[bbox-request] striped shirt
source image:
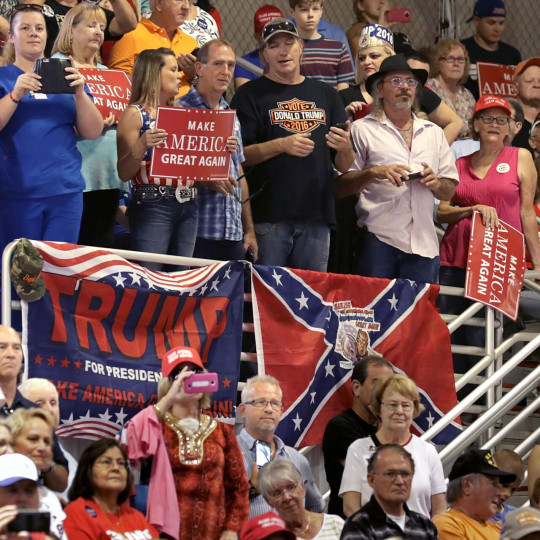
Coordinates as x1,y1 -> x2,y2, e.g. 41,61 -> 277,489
236,428 -> 325,519
301,36 -> 355,89
177,87 -> 245,241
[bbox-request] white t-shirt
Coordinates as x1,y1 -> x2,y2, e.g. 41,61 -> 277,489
339,434 -> 446,518
313,513 -> 345,539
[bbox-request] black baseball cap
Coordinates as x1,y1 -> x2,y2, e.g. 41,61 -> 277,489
448,449 -> 517,483
262,18 -> 299,43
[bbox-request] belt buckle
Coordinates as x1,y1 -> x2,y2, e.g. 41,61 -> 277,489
175,187 -> 192,203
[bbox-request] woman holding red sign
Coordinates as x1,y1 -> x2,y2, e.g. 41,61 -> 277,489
437,95 -> 540,399
116,47 -> 199,269
52,2 -> 122,248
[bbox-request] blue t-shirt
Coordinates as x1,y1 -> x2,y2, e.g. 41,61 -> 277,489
233,49 -> 262,81
0,63 -> 86,198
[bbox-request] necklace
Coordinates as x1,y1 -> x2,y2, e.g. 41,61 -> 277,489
93,497 -> 123,528
396,124 -> 413,132
300,511 -> 311,535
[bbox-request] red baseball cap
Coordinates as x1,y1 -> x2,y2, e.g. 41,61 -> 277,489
473,94 -> 511,116
161,346 -> 204,377
513,57 -> 540,81
254,4 -> 284,36
240,512 -> 295,540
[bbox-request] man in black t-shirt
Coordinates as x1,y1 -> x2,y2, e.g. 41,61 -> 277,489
322,356 -> 393,517
230,18 -> 354,272
461,0 -> 521,100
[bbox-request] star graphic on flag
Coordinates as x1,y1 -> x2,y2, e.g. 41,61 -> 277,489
324,361 -> 335,377
222,377 -> 231,388
129,273 -> 142,286
426,411 -> 435,428
60,413 -> 74,426
293,413 -> 302,431
47,355 -> 57,367
74,359 -> 83,369
224,267 -> 231,280
115,408 -> 128,425
99,410 -> 112,422
199,283 -> 208,295
210,278 -> 220,292
310,392 -> 316,404
61,357 -> 70,368
296,292 -> 309,310
406,279 -> 416,287
272,269 -> 283,286
34,354 -> 43,365
388,293 -> 398,310
113,273 -> 127,287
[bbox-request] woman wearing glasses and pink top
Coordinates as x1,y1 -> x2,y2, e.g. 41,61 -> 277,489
123,346 -> 249,540
0,4 -> 102,256
64,438 -> 159,539
339,374 -> 446,519
427,40 -> 475,139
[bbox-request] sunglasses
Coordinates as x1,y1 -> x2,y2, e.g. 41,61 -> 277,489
9,3 -> 44,20
262,20 -> 297,42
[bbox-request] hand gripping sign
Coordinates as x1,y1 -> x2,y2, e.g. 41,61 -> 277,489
465,211 -> 525,320
150,107 -> 235,182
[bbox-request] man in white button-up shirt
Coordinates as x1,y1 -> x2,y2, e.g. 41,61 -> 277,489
336,54 -> 459,284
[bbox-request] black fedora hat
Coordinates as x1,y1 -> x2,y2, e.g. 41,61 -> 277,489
365,53 -> 428,94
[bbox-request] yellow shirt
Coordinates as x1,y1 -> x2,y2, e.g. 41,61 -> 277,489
433,508 -> 500,540
109,17 -> 198,97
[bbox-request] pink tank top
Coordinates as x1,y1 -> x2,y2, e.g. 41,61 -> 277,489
440,146 -> 522,269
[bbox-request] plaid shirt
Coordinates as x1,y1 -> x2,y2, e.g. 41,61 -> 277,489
341,496 -> 439,540
177,87 -> 245,241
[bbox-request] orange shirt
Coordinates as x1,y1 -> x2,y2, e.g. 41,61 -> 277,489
109,17 -> 198,97
433,508 -> 500,540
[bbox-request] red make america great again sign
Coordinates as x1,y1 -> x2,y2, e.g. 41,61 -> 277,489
465,212 -> 525,320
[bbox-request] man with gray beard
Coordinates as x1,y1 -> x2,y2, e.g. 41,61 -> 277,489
335,54 -> 458,283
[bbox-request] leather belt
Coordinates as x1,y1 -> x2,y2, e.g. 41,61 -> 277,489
132,184 -> 197,203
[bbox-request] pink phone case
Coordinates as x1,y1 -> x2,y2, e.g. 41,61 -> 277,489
184,372 -> 218,393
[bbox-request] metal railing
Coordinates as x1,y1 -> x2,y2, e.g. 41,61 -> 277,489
2,240 -> 539,489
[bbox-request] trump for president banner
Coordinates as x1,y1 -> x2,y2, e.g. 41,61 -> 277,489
251,265 -> 461,447
22,242 -> 245,439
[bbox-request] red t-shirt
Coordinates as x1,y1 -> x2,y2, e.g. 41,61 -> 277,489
64,497 -> 159,539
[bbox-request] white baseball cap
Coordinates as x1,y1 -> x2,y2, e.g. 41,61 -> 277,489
0,453 -> 39,487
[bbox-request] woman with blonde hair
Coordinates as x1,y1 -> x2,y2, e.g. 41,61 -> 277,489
7,408 -> 67,539
52,2 -> 123,248
428,39 -> 475,139
116,47 -> 200,269
339,374 -> 446,519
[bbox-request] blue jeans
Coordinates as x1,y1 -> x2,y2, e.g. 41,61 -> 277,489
355,230 -> 439,284
255,220 -> 330,271
128,192 -> 198,271
0,192 -> 82,255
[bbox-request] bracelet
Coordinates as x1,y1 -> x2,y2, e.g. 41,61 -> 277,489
9,91 -> 20,104
42,461 -> 56,475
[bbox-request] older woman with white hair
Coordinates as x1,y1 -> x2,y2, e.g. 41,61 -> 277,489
258,459 -> 344,539
340,374 -> 446,519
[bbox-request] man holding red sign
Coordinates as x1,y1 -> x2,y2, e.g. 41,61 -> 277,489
177,39 -> 258,262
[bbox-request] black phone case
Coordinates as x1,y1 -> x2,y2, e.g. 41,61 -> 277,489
34,58 -> 75,94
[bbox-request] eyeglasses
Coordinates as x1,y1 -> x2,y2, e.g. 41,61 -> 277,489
269,484 -> 300,500
243,399 -> 283,410
262,20 -> 298,43
372,470 -> 413,481
478,115 -> 510,125
384,77 -> 419,89
10,4 -> 43,16
440,55 -> 466,64
94,458 -> 129,469
380,401 -> 414,412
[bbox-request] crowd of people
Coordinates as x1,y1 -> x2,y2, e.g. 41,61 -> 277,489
0,330 -> 539,539
0,0 -> 539,537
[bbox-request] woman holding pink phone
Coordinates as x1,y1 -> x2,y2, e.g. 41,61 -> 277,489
123,346 -> 249,540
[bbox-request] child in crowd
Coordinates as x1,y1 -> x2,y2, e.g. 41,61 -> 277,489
290,0 -> 354,90
490,449 -> 525,524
